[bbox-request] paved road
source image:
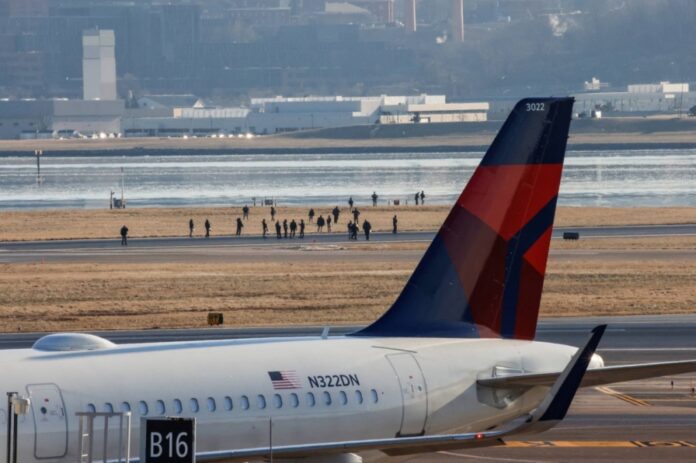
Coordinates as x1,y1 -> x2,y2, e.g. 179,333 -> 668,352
3,224 -> 696,264
3,223 -> 696,251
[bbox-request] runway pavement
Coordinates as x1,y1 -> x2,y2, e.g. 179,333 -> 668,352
2,223 -> 696,264
2,225 -> 695,461
1,315 -> 694,462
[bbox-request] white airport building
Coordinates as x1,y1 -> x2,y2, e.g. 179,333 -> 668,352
120,94 -> 489,137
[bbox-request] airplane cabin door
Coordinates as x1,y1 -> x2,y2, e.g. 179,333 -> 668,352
26,383 -> 68,459
386,353 -> 428,436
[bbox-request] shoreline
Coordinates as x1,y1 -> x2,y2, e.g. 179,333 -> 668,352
2,130 -> 696,157
2,142 -> 696,157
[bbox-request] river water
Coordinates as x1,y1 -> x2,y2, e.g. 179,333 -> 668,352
1,149 -> 695,209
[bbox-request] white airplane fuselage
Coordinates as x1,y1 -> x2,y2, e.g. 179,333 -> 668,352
0,335 -> 596,462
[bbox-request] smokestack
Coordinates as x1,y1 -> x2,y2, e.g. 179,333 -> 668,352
405,0 -> 416,33
452,0 -> 464,42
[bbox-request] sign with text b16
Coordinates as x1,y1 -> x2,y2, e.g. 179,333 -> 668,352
140,417 -> 196,463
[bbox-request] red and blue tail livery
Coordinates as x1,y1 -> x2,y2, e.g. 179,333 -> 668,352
354,97 -> 574,340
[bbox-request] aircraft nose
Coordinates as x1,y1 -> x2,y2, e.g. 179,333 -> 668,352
590,353 -> 605,369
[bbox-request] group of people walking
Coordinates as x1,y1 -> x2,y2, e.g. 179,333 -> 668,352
262,217 -> 306,239
188,218 -> 212,238
118,194 -> 416,244
347,219 -> 372,240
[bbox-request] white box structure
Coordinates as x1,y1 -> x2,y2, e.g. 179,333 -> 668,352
82,30 -> 117,101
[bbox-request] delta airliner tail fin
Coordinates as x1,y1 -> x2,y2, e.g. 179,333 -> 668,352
354,97 -> 574,340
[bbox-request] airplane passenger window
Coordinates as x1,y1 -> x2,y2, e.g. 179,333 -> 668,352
273,394 -> 282,408
240,395 -> 250,410
370,389 -> 379,404
103,403 -> 114,413
207,397 -> 216,412
190,398 -> 200,413
139,401 -> 149,416
120,402 -> 131,413
339,391 -> 348,406
155,400 -> 166,415
224,396 -> 233,411
323,391 -> 332,406
289,393 -> 299,408
306,392 -> 316,407
355,390 -> 363,404
86,403 -> 96,413
256,395 -> 266,409
173,399 -> 183,414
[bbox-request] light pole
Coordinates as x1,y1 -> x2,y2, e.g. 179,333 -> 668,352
120,167 -> 125,208
34,149 -> 43,184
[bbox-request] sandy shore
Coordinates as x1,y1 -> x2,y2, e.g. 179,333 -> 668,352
1,129 -> 696,155
4,205 -> 696,242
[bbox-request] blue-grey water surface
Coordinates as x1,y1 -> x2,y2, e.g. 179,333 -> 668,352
1,149 -> 695,209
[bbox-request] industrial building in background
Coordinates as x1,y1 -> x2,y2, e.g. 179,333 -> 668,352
82,30 -> 117,101
1,2 -> 695,139
121,94 -> 489,138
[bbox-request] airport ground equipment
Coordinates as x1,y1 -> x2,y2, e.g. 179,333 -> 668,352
5,392 -> 30,463
76,411 -> 131,463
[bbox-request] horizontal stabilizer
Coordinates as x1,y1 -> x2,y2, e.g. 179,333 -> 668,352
478,359 -> 696,389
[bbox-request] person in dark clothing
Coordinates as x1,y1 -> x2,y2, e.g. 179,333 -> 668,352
348,196 -> 354,210
283,219 -> 289,238
316,215 -> 325,232
352,208 -> 360,224
242,205 -> 249,220
332,206 -> 340,224
275,220 -> 282,239
420,190 -> 425,205
188,218 -> 194,238
204,219 -> 211,238
326,216 -> 332,232
299,219 -> 305,238
262,219 -> 268,238
347,221 -> 353,239
350,222 -> 358,240
270,206 -> 276,221
235,217 -> 244,236
290,219 -> 297,238
308,208 -> 315,223
414,192 -> 419,205
392,215 -> 398,234
371,191 -> 378,206
120,225 -> 129,246
362,220 -> 372,240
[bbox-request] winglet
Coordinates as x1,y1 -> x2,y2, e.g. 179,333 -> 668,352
526,324 -> 607,431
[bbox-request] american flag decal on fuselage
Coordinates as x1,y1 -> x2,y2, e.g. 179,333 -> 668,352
268,370 -> 301,389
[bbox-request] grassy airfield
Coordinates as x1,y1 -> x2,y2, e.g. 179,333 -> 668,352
2,206 -> 696,332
